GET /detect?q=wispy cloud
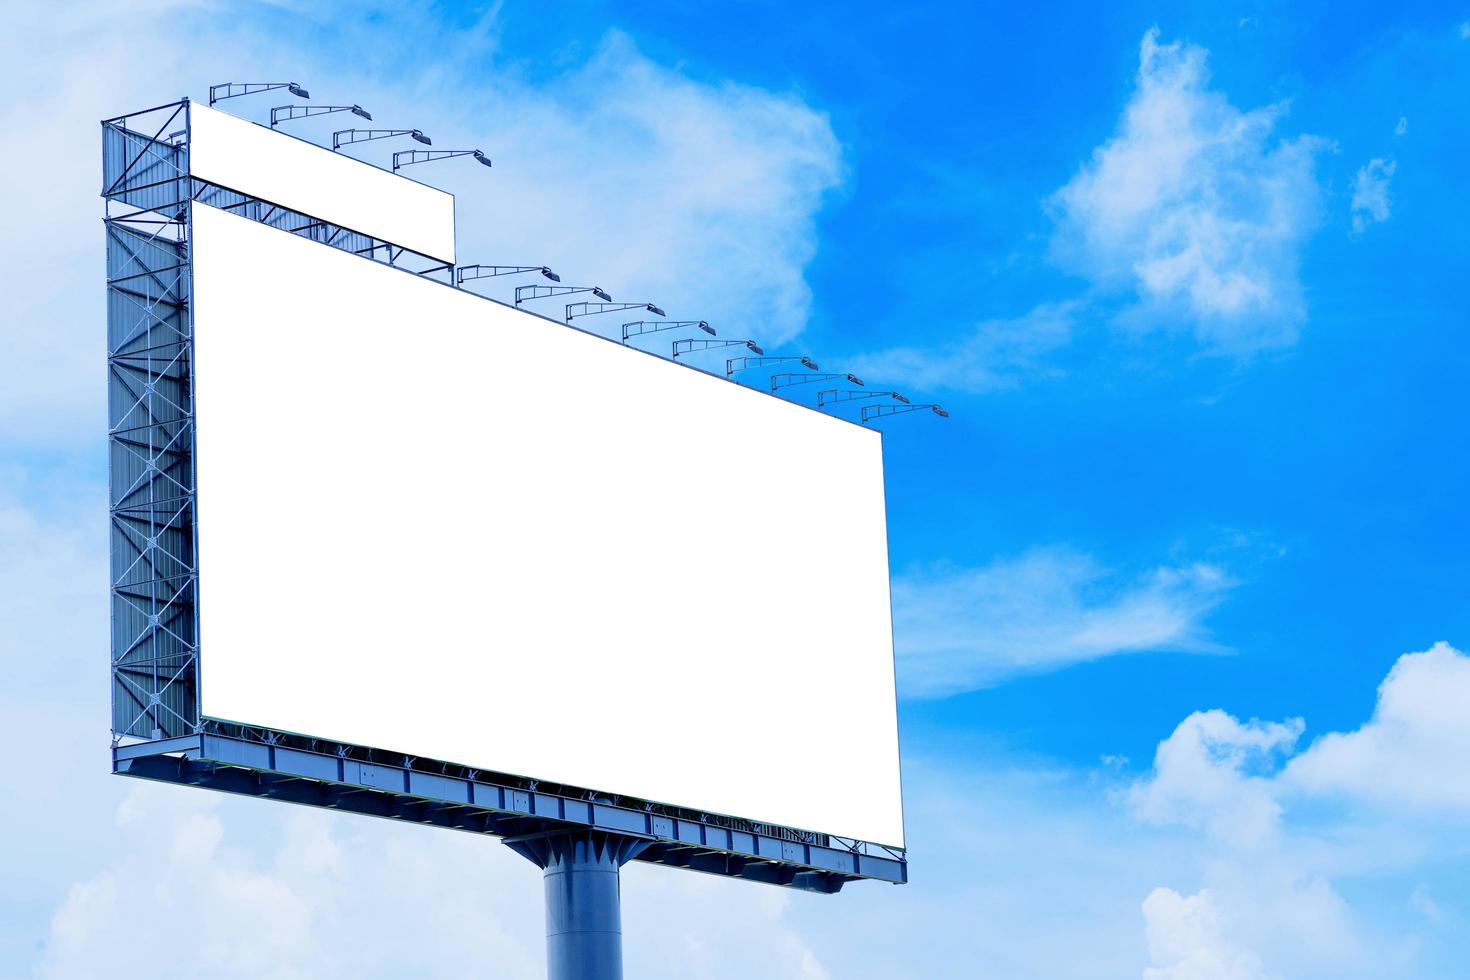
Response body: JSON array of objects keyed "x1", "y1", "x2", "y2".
[
  {"x1": 1350, "y1": 158, "x2": 1396, "y2": 234},
  {"x1": 1049, "y1": 29, "x2": 1328, "y2": 351},
  {"x1": 846, "y1": 301, "x2": 1077, "y2": 395},
  {"x1": 892, "y1": 548, "x2": 1232, "y2": 696}
]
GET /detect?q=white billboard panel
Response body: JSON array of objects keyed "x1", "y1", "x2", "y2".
[
  {"x1": 189, "y1": 103, "x2": 456, "y2": 263},
  {"x1": 191, "y1": 204, "x2": 903, "y2": 846}
]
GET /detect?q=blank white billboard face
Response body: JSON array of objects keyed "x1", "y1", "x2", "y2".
[
  {"x1": 191, "y1": 205, "x2": 903, "y2": 846},
  {"x1": 189, "y1": 103, "x2": 456, "y2": 263}
]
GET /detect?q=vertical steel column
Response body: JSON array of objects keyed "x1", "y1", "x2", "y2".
[{"x1": 505, "y1": 831, "x2": 650, "y2": 980}]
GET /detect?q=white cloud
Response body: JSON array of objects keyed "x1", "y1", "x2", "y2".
[
  {"x1": 1049, "y1": 29, "x2": 1328, "y2": 350},
  {"x1": 1130, "y1": 710, "x2": 1302, "y2": 849},
  {"x1": 1284, "y1": 641, "x2": 1470, "y2": 808},
  {"x1": 1460, "y1": 21, "x2": 1470, "y2": 40},
  {"x1": 1349, "y1": 158, "x2": 1396, "y2": 234},
  {"x1": 1129, "y1": 644, "x2": 1470, "y2": 831},
  {"x1": 1128, "y1": 643, "x2": 1470, "y2": 978},
  {"x1": 443, "y1": 31, "x2": 843, "y2": 348},
  {"x1": 846, "y1": 301, "x2": 1077, "y2": 395},
  {"x1": 0, "y1": 3, "x2": 842, "y2": 446},
  {"x1": 38, "y1": 784, "x2": 831, "y2": 980},
  {"x1": 1142, "y1": 887, "x2": 1269, "y2": 980},
  {"x1": 893, "y1": 548, "x2": 1231, "y2": 696},
  {"x1": 1394, "y1": 116, "x2": 1408, "y2": 136}
]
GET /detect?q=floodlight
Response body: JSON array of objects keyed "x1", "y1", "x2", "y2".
[
  {"x1": 333, "y1": 129, "x2": 433, "y2": 152},
  {"x1": 622, "y1": 321, "x2": 714, "y2": 344},
  {"x1": 270, "y1": 104, "x2": 374, "y2": 128},
  {"x1": 392, "y1": 149, "x2": 492, "y2": 172},
  {"x1": 209, "y1": 82, "x2": 310, "y2": 106}
]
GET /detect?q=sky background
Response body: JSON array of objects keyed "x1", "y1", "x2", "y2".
[{"x1": 2, "y1": 1, "x2": 1469, "y2": 977}]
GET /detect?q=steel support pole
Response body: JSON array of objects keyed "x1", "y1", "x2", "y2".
[{"x1": 505, "y1": 830, "x2": 650, "y2": 980}]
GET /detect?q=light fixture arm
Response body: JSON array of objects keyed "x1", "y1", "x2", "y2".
[
  {"x1": 458, "y1": 265, "x2": 559, "y2": 285},
  {"x1": 673, "y1": 338, "x2": 764, "y2": 360},
  {"x1": 724, "y1": 355, "x2": 818, "y2": 377},
  {"x1": 271, "y1": 104, "x2": 370, "y2": 128},
  {"x1": 861, "y1": 403, "x2": 949, "y2": 424},
  {"x1": 333, "y1": 128, "x2": 432, "y2": 151},
  {"x1": 771, "y1": 372, "x2": 863, "y2": 392},
  {"x1": 515, "y1": 285, "x2": 612, "y2": 307},
  {"x1": 622, "y1": 321, "x2": 714, "y2": 344},
  {"x1": 566, "y1": 301, "x2": 666, "y2": 324},
  {"x1": 209, "y1": 81, "x2": 309, "y2": 105},
  {"x1": 392, "y1": 148, "x2": 490, "y2": 171},
  {"x1": 816, "y1": 389, "x2": 909, "y2": 408}
]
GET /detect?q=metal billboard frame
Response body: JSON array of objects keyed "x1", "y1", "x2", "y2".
[{"x1": 104, "y1": 98, "x2": 907, "y2": 977}]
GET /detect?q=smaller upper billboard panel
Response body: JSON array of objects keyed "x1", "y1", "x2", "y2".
[{"x1": 189, "y1": 103, "x2": 455, "y2": 263}]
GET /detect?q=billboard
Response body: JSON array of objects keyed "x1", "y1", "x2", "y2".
[
  {"x1": 189, "y1": 203, "x2": 904, "y2": 847},
  {"x1": 188, "y1": 103, "x2": 456, "y2": 263}
]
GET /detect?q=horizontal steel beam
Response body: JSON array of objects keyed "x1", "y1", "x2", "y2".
[{"x1": 112, "y1": 733, "x2": 906, "y2": 889}]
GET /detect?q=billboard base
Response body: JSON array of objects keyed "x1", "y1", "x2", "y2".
[{"x1": 505, "y1": 830, "x2": 651, "y2": 980}]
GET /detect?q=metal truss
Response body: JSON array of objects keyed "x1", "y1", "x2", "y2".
[
  {"x1": 817, "y1": 389, "x2": 909, "y2": 408},
  {"x1": 115, "y1": 730, "x2": 906, "y2": 890},
  {"x1": 103, "y1": 101, "x2": 197, "y2": 741}
]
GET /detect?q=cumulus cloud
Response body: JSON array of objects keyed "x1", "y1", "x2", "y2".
[
  {"x1": 1142, "y1": 887, "x2": 1269, "y2": 980},
  {"x1": 1130, "y1": 710, "x2": 1302, "y2": 849},
  {"x1": 1284, "y1": 641, "x2": 1470, "y2": 808},
  {"x1": 1349, "y1": 159, "x2": 1396, "y2": 234},
  {"x1": 893, "y1": 548, "x2": 1232, "y2": 696},
  {"x1": 846, "y1": 301, "x2": 1077, "y2": 395},
  {"x1": 1130, "y1": 643, "x2": 1470, "y2": 978},
  {"x1": 38, "y1": 786, "x2": 831, "y2": 980},
  {"x1": 1133, "y1": 643, "x2": 1470, "y2": 823},
  {"x1": 1049, "y1": 29, "x2": 1328, "y2": 350}
]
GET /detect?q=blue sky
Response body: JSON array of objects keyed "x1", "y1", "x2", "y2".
[{"x1": 2, "y1": 1, "x2": 1469, "y2": 977}]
